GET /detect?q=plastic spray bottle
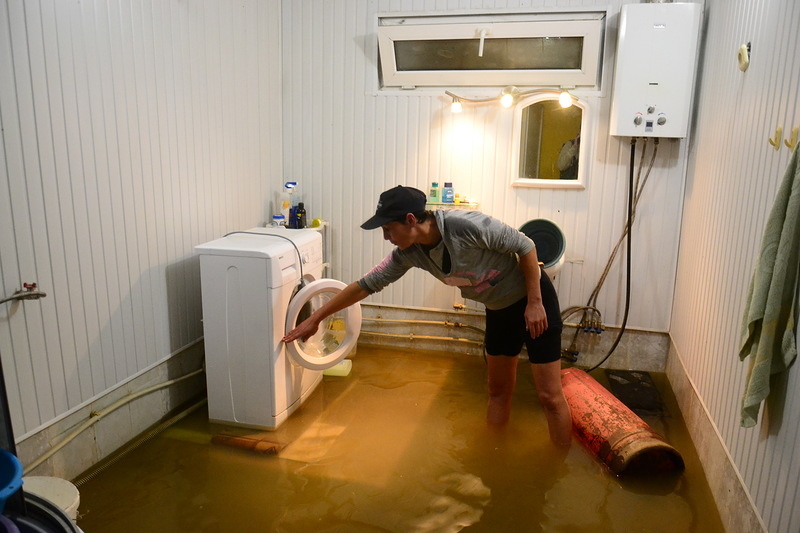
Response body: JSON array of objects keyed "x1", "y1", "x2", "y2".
[
  {"x1": 276, "y1": 182, "x2": 296, "y2": 224},
  {"x1": 288, "y1": 182, "x2": 302, "y2": 228}
]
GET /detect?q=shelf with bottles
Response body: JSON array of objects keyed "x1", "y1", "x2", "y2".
[
  {"x1": 426, "y1": 181, "x2": 477, "y2": 209},
  {"x1": 426, "y1": 201, "x2": 480, "y2": 209}
]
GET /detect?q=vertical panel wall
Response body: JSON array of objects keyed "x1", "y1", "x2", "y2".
[
  {"x1": 672, "y1": 0, "x2": 800, "y2": 531},
  {"x1": 0, "y1": 0, "x2": 283, "y2": 438},
  {"x1": 281, "y1": 0, "x2": 689, "y2": 336},
  {"x1": 7, "y1": 1, "x2": 797, "y2": 529}
]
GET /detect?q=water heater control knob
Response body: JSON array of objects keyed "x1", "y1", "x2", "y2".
[
  {"x1": 633, "y1": 114, "x2": 643, "y2": 126},
  {"x1": 647, "y1": 106, "x2": 656, "y2": 114},
  {"x1": 657, "y1": 115, "x2": 667, "y2": 126}
]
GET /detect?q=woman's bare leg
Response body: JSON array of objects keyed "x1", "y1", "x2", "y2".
[
  {"x1": 486, "y1": 355, "x2": 518, "y2": 425},
  {"x1": 530, "y1": 360, "x2": 572, "y2": 448}
]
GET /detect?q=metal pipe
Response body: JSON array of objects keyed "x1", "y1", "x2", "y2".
[
  {"x1": 24, "y1": 368, "x2": 204, "y2": 474},
  {"x1": 359, "y1": 330, "x2": 484, "y2": 346},
  {"x1": 362, "y1": 317, "x2": 485, "y2": 335},
  {"x1": 73, "y1": 398, "x2": 208, "y2": 487}
]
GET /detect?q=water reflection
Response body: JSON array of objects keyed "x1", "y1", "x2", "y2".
[{"x1": 77, "y1": 347, "x2": 725, "y2": 533}]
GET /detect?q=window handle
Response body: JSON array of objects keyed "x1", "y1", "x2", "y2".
[{"x1": 478, "y1": 29, "x2": 487, "y2": 57}]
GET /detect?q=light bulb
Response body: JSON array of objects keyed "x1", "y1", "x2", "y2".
[
  {"x1": 559, "y1": 90, "x2": 573, "y2": 108},
  {"x1": 451, "y1": 97, "x2": 462, "y2": 113},
  {"x1": 500, "y1": 87, "x2": 517, "y2": 108}
]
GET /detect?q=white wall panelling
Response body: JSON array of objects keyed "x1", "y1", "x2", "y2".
[
  {"x1": 0, "y1": 0, "x2": 283, "y2": 438},
  {"x1": 282, "y1": 0, "x2": 686, "y2": 335},
  {"x1": 672, "y1": 0, "x2": 800, "y2": 531},
  {"x1": 3, "y1": 0, "x2": 800, "y2": 530}
]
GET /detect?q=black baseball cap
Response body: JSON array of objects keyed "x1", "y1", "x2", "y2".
[{"x1": 361, "y1": 186, "x2": 427, "y2": 229}]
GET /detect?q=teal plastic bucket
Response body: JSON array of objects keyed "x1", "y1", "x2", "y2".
[
  {"x1": 0, "y1": 450, "x2": 23, "y2": 514},
  {"x1": 519, "y1": 219, "x2": 566, "y2": 270}
]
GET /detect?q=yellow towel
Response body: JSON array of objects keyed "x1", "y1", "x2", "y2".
[{"x1": 739, "y1": 146, "x2": 800, "y2": 427}]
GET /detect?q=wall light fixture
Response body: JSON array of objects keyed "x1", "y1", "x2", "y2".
[
  {"x1": 445, "y1": 86, "x2": 575, "y2": 112},
  {"x1": 559, "y1": 86, "x2": 576, "y2": 108}
]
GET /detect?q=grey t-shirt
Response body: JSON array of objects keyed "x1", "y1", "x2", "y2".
[{"x1": 357, "y1": 210, "x2": 535, "y2": 310}]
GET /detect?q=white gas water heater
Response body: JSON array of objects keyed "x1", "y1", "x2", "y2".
[{"x1": 609, "y1": 2, "x2": 703, "y2": 138}]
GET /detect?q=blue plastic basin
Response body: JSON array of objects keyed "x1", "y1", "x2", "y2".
[{"x1": 0, "y1": 450, "x2": 23, "y2": 514}]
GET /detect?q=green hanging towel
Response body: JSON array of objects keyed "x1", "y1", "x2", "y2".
[{"x1": 739, "y1": 146, "x2": 800, "y2": 428}]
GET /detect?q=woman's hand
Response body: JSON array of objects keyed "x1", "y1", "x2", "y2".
[
  {"x1": 519, "y1": 249, "x2": 548, "y2": 338},
  {"x1": 281, "y1": 281, "x2": 370, "y2": 344},
  {"x1": 282, "y1": 317, "x2": 320, "y2": 343},
  {"x1": 525, "y1": 299, "x2": 548, "y2": 339}
]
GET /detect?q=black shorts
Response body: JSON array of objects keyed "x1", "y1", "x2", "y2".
[{"x1": 484, "y1": 269, "x2": 562, "y2": 364}]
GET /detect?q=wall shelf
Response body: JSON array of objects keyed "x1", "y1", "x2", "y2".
[{"x1": 426, "y1": 202, "x2": 480, "y2": 209}]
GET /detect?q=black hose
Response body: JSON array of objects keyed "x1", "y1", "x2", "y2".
[{"x1": 586, "y1": 138, "x2": 636, "y2": 373}]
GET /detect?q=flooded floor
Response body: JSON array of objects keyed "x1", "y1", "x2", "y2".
[{"x1": 76, "y1": 347, "x2": 725, "y2": 532}]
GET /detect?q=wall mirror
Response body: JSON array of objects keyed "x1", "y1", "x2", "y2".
[{"x1": 511, "y1": 92, "x2": 590, "y2": 189}]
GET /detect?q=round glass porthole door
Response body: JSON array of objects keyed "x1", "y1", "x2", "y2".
[{"x1": 284, "y1": 279, "x2": 362, "y2": 370}]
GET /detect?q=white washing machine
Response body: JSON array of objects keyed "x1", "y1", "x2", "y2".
[{"x1": 195, "y1": 227, "x2": 361, "y2": 429}]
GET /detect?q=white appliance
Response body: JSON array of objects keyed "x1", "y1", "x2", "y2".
[
  {"x1": 609, "y1": 2, "x2": 703, "y2": 138},
  {"x1": 195, "y1": 228, "x2": 361, "y2": 429}
]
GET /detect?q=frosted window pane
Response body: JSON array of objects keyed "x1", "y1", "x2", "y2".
[{"x1": 394, "y1": 37, "x2": 583, "y2": 71}]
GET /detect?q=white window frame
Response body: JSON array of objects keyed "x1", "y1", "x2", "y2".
[{"x1": 378, "y1": 12, "x2": 605, "y2": 89}]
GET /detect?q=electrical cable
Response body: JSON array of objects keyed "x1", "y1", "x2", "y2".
[
  {"x1": 223, "y1": 230, "x2": 307, "y2": 287},
  {"x1": 562, "y1": 136, "x2": 659, "y2": 365},
  {"x1": 586, "y1": 138, "x2": 657, "y2": 308},
  {"x1": 73, "y1": 398, "x2": 208, "y2": 487},
  {"x1": 585, "y1": 138, "x2": 638, "y2": 372},
  {"x1": 24, "y1": 367, "x2": 205, "y2": 474}
]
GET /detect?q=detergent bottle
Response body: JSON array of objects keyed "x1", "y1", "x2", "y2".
[
  {"x1": 276, "y1": 182, "x2": 295, "y2": 223},
  {"x1": 295, "y1": 202, "x2": 307, "y2": 228}
]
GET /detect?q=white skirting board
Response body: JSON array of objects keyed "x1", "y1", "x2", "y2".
[{"x1": 666, "y1": 343, "x2": 768, "y2": 533}]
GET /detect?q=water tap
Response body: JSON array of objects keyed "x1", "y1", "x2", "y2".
[{"x1": 1, "y1": 283, "x2": 47, "y2": 305}]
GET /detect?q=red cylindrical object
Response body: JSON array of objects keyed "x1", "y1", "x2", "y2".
[{"x1": 561, "y1": 367, "x2": 684, "y2": 475}]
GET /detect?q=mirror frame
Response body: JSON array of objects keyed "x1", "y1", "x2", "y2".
[{"x1": 510, "y1": 91, "x2": 593, "y2": 190}]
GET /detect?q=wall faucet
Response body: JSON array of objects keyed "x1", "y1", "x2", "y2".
[{"x1": 1, "y1": 283, "x2": 47, "y2": 305}]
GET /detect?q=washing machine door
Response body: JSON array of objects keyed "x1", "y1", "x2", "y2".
[{"x1": 284, "y1": 279, "x2": 362, "y2": 370}]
